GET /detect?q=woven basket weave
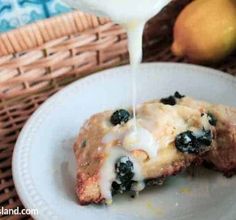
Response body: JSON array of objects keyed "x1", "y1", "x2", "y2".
[{"x1": 0, "y1": 0, "x2": 236, "y2": 219}]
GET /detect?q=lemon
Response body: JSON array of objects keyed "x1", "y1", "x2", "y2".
[{"x1": 172, "y1": 0, "x2": 236, "y2": 62}]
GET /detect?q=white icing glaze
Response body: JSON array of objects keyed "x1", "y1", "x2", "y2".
[
  {"x1": 131, "y1": 181, "x2": 145, "y2": 192},
  {"x1": 122, "y1": 126, "x2": 159, "y2": 158},
  {"x1": 102, "y1": 128, "x2": 125, "y2": 144},
  {"x1": 102, "y1": 119, "x2": 159, "y2": 158}
]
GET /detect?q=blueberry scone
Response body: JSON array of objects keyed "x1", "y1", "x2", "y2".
[{"x1": 74, "y1": 94, "x2": 217, "y2": 205}]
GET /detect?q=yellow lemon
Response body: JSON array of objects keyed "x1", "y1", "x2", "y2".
[{"x1": 172, "y1": 0, "x2": 236, "y2": 62}]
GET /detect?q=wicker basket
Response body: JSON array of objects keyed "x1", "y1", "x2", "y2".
[{"x1": 0, "y1": 0, "x2": 236, "y2": 219}]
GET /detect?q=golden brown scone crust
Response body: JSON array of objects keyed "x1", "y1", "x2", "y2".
[{"x1": 74, "y1": 112, "x2": 111, "y2": 204}]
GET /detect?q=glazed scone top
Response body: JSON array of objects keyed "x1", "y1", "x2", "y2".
[{"x1": 74, "y1": 101, "x2": 215, "y2": 183}]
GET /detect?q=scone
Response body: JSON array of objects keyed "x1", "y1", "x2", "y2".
[{"x1": 74, "y1": 97, "x2": 217, "y2": 205}]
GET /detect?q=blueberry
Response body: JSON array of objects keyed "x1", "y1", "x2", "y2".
[
  {"x1": 110, "y1": 109, "x2": 131, "y2": 125},
  {"x1": 174, "y1": 91, "x2": 185, "y2": 99},
  {"x1": 207, "y1": 112, "x2": 217, "y2": 126},
  {"x1": 111, "y1": 181, "x2": 120, "y2": 192},
  {"x1": 175, "y1": 131, "x2": 197, "y2": 154},
  {"x1": 175, "y1": 129, "x2": 212, "y2": 154},
  {"x1": 111, "y1": 180, "x2": 128, "y2": 194},
  {"x1": 197, "y1": 129, "x2": 212, "y2": 146},
  {"x1": 111, "y1": 156, "x2": 135, "y2": 194},
  {"x1": 201, "y1": 112, "x2": 217, "y2": 126},
  {"x1": 115, "y1": 157, "x2": 134, "y2": 181},
  {"x1": 115, "y1": 157, "x2": 134, "y2": 182},
  {"x1": 160, "y1": 96, "x2": 176, "y2": 106},
  {"x1": 160, "y1": 92, "x2": 185, "y2": 106}
]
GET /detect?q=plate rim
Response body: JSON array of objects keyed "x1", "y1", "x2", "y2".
[{"x1": 12, "y1": 62, "x2": 236, "y2": 220}]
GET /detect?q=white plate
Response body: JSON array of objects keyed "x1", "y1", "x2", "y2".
[{"x1": 13, "y1": 63, "x2": 236, "y2": 220}]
